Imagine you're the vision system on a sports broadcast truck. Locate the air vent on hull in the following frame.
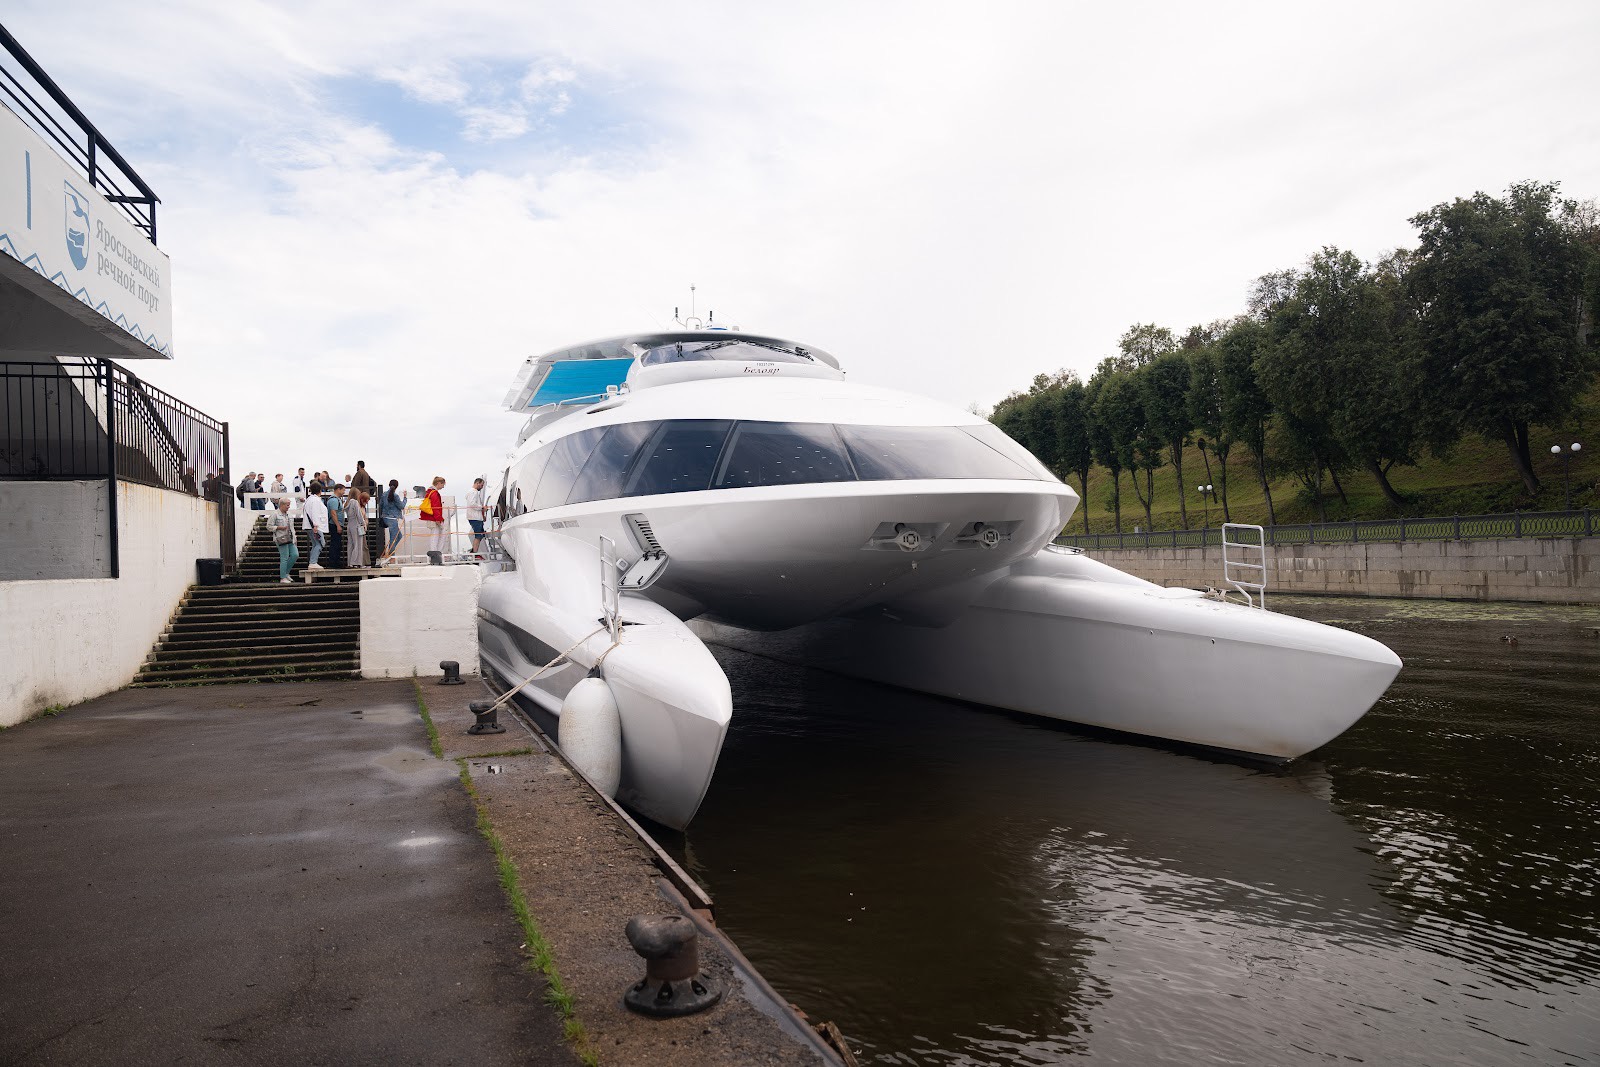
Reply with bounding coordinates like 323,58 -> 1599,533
624,514 -> 662,554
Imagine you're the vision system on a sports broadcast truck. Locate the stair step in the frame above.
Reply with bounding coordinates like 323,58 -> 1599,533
164,614 -> 359,633
181,590 -> 361,606
128,668 -> 361,688
168,605 -> 360,619
157,632 -> 356,652
145,645 -> 358,668
147,639 -> 356,662
133,657 -> 360,683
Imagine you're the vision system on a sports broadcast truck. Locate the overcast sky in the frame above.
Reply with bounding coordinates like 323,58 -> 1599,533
8,1 -> 1599,489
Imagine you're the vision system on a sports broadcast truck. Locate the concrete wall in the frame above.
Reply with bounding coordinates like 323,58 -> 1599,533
1087,537 -> 1600,604
1,481 -> 220,725
360,564 -> 481,679
0,481 -> 112,579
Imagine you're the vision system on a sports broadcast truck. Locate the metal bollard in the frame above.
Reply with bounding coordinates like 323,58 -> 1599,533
622,914 -> 722,1017
427,550 -> 443,566
466,700 -> 506,735
438,660 -> 465,685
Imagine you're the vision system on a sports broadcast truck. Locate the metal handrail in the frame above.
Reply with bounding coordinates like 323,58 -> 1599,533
0,23 -> 160,242
1056,509 -> 1597,551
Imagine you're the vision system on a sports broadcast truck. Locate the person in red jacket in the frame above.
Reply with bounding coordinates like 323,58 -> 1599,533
421,476 -> 447,563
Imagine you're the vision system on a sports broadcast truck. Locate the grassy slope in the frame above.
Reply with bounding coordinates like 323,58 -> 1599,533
1060,397 -> 1598,535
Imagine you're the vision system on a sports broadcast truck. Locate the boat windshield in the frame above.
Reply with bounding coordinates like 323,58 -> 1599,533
505,420 -> 1058,514
637,339 -> 819,366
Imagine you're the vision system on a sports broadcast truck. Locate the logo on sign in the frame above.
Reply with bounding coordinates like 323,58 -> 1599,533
63,181 -> 90,270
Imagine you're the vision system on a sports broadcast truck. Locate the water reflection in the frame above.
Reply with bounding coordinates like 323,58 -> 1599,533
670,598 -> 1600,1065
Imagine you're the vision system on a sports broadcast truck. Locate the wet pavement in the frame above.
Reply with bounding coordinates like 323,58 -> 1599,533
0,680 -> 575,1066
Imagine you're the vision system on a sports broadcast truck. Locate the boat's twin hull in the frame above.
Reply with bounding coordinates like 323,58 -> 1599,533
478,543 -> 1401,830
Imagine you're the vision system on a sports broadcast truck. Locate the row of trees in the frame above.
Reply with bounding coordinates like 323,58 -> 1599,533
992,181 -> 1600,532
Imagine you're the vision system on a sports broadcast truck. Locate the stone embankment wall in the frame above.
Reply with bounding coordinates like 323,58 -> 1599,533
1,480 -> 220,725
1087,537 -> 1600,604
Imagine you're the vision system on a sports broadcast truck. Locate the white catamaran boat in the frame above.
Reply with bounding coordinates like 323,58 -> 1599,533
478,329 -> 1402,829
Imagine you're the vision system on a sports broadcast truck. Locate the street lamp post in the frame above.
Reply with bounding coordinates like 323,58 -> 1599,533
1551,442 -> 1583,511
1196,483 -> 1215,530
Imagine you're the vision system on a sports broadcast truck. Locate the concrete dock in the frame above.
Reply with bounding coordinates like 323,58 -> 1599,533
0,679 -> 841,1066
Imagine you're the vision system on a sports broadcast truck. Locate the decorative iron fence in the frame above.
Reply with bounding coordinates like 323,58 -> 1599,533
1057,510 -> 1597,552
0,24 -> 159,242
2,358 -> 225,493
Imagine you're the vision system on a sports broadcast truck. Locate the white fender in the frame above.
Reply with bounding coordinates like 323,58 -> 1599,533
559,676 -> 622,798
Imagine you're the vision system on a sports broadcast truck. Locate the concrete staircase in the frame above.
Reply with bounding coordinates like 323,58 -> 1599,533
129,515 -> 382,687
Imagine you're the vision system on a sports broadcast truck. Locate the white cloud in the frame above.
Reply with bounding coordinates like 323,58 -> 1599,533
4,0 -> 1599,490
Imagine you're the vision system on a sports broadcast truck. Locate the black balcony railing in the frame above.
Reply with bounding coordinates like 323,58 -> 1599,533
1057,510 -> 1597,552
0,23 -> 159,243
2,358 -> 224,491
3,358 -> 231,574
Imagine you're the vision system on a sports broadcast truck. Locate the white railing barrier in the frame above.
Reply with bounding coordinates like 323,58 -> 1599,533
1222,522 -> 1269,610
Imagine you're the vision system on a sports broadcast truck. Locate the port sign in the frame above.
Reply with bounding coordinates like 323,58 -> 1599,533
0,105 -> 173,357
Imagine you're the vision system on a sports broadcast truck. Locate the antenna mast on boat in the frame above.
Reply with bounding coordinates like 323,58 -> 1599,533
673,285 -> 714,330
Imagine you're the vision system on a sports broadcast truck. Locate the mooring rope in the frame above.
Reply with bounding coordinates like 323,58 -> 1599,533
481,623 -> 615,716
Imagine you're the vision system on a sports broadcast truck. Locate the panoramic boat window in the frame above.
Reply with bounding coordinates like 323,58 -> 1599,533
531,426 -> 606,511
518,419 -> 1054,511
638,340 -> 819,366
714,422 -> 857,489
840,425 -> 1044,481
621,420 -> 734,497
568,421 -> 657,505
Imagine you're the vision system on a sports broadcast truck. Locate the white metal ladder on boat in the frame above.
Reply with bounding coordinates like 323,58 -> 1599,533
1221,523 -> 1270,610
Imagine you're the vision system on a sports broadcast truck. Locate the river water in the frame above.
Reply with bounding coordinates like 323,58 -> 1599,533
669,597 -> 1600,1065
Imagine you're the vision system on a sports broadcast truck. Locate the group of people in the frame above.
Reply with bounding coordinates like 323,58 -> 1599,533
263,464 -> 484,583
181,467 -> 227,502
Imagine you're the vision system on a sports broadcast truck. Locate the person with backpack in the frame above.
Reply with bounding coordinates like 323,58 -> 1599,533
420,477 -> 447,563
326,484 -> 348,569
269,497 -> 298,583
379,480 -> 407,561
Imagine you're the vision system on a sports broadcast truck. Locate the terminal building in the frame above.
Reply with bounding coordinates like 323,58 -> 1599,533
1,25 -> 232,725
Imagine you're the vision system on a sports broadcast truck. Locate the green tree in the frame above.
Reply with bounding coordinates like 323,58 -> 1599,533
1408,180 -> 1596,495
1217,318 -> 1277,525
1141,349 -> 1194,528
1256,250 -> 1362,519
1188,339 -> 1233,521
1116,323 -> 1176,370
1054,378 -> 1096,534
1087,362 -> 1124,532
1096,367 -> 1158,528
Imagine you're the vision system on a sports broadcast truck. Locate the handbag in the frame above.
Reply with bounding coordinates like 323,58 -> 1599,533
272,522 -> 293,546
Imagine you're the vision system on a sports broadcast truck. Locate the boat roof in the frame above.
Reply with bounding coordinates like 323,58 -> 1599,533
502,330 -> 839,411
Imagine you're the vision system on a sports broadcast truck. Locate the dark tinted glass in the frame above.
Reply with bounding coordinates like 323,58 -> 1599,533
622,421 -> 733,497
532,427 -> 606,510
509,446 -> 554,514
639,340 -> 818,366
961,423 -> 1058,481
568,422 -> 657,505
715,423 -> 857,488
841,425 -> 1039,480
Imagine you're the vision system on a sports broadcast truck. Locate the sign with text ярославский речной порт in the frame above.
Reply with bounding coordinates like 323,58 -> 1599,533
0,105 -> 173,357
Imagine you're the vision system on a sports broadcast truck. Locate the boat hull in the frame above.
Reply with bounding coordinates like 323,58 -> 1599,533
478,572 -> 731,829
694,548 -> 1401,761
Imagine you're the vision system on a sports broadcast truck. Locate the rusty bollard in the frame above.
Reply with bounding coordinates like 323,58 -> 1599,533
466,700 -> 505,735
438,660 -> 465,685
623,914 -> 722,1017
